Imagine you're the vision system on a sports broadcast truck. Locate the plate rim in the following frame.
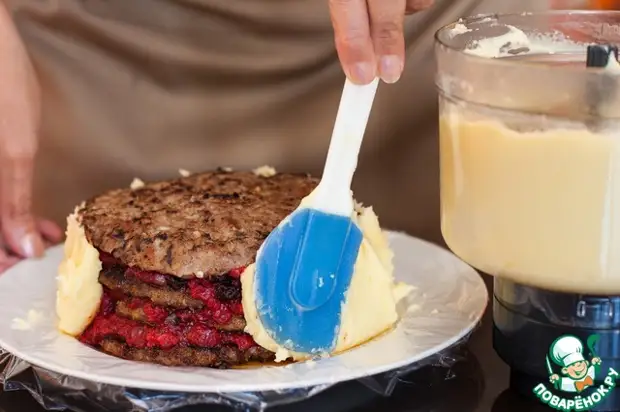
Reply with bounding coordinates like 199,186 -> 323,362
0,231 -> 488,393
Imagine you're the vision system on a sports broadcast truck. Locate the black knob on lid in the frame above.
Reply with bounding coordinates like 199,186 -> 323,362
587,44 -> 619,68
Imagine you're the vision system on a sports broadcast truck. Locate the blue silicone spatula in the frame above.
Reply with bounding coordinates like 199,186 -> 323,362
254,77 -> 379,355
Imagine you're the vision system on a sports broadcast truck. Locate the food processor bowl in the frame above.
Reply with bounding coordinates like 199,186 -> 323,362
436,11 -> 620,411
436,11 -> 620,295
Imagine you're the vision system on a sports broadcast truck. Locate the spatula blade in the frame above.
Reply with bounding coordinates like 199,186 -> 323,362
255,208 -> 363,354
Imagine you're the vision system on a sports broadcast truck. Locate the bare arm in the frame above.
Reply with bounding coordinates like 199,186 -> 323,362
0,2 -> 62,269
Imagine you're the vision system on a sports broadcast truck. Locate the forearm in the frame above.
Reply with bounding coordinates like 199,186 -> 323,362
0,1 -> 31,78
0,1 -> 40,157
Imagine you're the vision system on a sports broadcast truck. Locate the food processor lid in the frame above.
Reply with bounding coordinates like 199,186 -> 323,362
435,11 -> 620,62
434,11 -> 620,120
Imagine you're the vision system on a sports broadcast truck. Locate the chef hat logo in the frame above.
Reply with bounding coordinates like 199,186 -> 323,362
551,335 -> 586,368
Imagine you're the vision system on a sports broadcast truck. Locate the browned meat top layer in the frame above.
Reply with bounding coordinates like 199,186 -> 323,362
79,170 -> 318,276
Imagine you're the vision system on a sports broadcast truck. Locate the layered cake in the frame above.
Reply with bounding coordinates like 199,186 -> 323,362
56,168 -> 411,368
57,169 -> 315,367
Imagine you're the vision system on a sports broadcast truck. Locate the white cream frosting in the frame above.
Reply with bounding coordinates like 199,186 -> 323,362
56,208 -> 103,336
241,203 -> 413,361
130,178 -> 145,190
253,165 -> 277,178
12,309 -> 44,331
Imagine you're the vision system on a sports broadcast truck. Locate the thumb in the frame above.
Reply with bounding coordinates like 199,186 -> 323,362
1,154 -> 44,258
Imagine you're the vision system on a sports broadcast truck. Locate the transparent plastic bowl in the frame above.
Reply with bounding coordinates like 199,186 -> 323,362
435,11 -> 620,294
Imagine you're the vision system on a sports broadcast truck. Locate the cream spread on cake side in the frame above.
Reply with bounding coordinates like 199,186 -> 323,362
241,202 -> 413,362
56,207 -> 103,336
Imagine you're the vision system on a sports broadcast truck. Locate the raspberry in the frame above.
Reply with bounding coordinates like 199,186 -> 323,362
83,315 -> 111,344
111,315 -> 134,339
187,325 -> 222,347
79,325 -> 96,345
189,280 -> 239,324
205,297 -> 218,310
99,252 -> 119,266
100,292 -> 115,317
228,267 -> 246,278
226,333 -> 255,351
80,308 -> 259,357
146,330 -> 179,349
230,302 -> 244,315
145,329 -> 159,348
175,310 -> 193,323
126,327 -> 147,348
189,280 -> 215,303
126,298 -> 142,310
195,308 -> 212,323
157,333 -> 180,349
142,302 -> 169,324
212,304 -> 232,324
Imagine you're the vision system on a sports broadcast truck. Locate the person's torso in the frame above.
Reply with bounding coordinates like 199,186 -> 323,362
7,0 -> 546,243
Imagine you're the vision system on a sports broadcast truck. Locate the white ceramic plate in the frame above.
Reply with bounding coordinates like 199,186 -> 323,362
0,231 -> 487,393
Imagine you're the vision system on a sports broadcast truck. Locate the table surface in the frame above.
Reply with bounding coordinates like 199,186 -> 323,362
0,275 -> 553,412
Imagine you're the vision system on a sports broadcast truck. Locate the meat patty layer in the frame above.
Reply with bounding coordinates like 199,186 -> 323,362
80,287 -> 273,368
98,257 -> 247,329
100,338 -> 273,368
79,252 -> 272,368
79,170 -> 317,277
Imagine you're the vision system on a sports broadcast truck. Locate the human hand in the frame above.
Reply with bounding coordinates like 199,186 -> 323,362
0,3 -> 63,273
329,0 -> 434,85
549,374 -> 560,384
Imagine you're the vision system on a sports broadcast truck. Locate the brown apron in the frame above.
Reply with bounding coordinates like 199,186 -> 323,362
6,0 -> 546,245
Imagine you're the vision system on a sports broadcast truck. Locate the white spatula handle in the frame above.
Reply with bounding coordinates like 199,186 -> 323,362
315,78 -> 379,215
